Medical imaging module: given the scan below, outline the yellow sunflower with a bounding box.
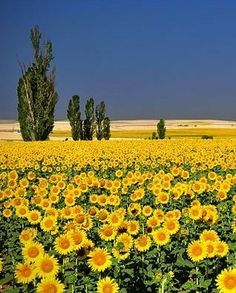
[99,224,117,241]
[19,228,37,244]
[134,235,152,252]
[88,247,112,272]
[152,228,170,246]
[205,241,217,258]
[97,277,119,293]
[187,240,207,262]
[40,216,57,233]
[27,210,42,225]
[200,230,220,242]
[163,219,180,235]
[36,254,59,279]
[54,234,75,255]
[68,230,87,250]
[22,242,44,262]
[216,268,236,293]
[15,262,37,284]
[215,241,229,258]
[36,278,65,293]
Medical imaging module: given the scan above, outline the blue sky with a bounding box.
[1,0,236,120]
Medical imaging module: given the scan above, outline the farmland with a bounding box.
[0,140,236,292]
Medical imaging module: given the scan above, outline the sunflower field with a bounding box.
[0,140,236,293]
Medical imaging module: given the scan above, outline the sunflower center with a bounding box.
[224,275,236,289]
[73,233,82,244]
[103,284,113,293]
[43,284,58,293]
[138,237,147,246]
[31,214,39,221]
[104,228,113,236]
[95,253,106,265]
[28,247,39,258]
[59,238,70,249]
[193,246,202,256]
[45,219,54,228]
[21,266,32,277]
[158,233,166,241]
[41,260,53,272]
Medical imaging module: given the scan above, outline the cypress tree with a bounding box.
[95,101,106,140]
[83,98,95,140]
[67,95,81,140]
[157,119,166,139]
[103,117,111,140]
[17,26,58,141]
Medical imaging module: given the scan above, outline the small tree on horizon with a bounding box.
[157,118,166,139]
[67,95,81,140]
[17,25,58,141]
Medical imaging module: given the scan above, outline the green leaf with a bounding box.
[0,274,13,285]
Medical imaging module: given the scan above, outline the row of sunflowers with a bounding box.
[0,140,236,292]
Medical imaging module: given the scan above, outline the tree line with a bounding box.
[17,26,166,141]
[17,26,110,141]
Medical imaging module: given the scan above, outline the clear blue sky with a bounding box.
[1,0,236,120]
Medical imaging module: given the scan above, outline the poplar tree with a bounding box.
[95,101,106,140]
[83,98,95,140]
[157,119,166,139]
[67,95,81,140]
[17,26,58,141]
[103,117,111,140]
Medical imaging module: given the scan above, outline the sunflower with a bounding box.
[216,268,236,293]
[68,230,87,249]
[200,230,220,242]
[187,240,207,262]
[108,212,123,227]
[36,278,65,293]
[15,262,37,284]
[54,234,75,255]
[99,224,117,241]
[19,228,37,244]
[134,235,152,252]
[27,210,42,224]
[97,277,119,293]
[152,228,170,246]
[127,220,140,235]
[215,241,229,257]
[36,254,59,279]
[40,216,57,233]
[22,242,44,262]
[188,206,202,220]
[205,241,216,258]
[115,233,133,251]
[163,219,180,235]
[142,205,153,217]
[15,205,28,218]
[88,247,112,272]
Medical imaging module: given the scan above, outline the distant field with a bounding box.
[50,128,236,139]
[1,120,236,140]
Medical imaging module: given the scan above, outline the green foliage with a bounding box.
[83,98,95,140]
[17,25,58,141]
[67,95,81,140]
[157,119,166,139]
[95,101,106,140]
[103,117,111,140]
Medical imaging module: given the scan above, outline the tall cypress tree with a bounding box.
[103,117,111,140]
[17,26,58,141]
[157,119,166,139]
[67,95,81,140]
[95,101,106,140]
[83,98,95,140]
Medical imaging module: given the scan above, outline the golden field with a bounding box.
[0,139,236,292]
[0,120,236,140]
